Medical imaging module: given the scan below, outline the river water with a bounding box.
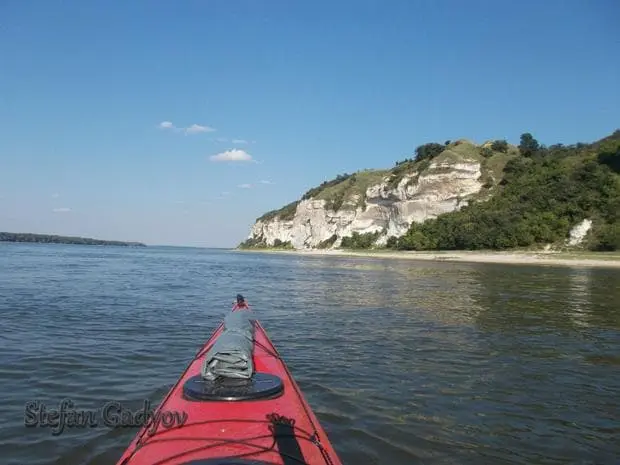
[1,243,619,465]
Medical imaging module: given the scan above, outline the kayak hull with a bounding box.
[116,306,342,465]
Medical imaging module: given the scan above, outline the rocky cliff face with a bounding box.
[244,140,511,249]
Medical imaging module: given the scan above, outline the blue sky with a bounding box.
[1,0,618,247]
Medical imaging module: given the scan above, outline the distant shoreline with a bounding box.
[0,232,146,247]
[235,248,620,269]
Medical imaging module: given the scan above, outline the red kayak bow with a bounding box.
[116,296,343,465]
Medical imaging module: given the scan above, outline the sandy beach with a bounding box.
[235,248,620,269]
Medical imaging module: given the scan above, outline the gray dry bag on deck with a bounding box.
[201,311,256,381]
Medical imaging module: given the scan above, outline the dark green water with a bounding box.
[1,243,619,465]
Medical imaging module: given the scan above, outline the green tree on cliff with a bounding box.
[414,142,446,161]
[519,132,540,157]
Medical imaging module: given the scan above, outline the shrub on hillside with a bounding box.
[340,231,381,249]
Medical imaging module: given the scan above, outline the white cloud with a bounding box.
[215,137,228,143]
[259,180,274,185]
[158,121,216,134]
[51,193,60,198]
[238,183,253,189]
[185,124,216,134]
[232,139,248,144]
[52,207,71,213]
[209,149,254,162]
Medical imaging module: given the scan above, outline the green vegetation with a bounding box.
[257,200,300,222]
[389,139,514,191]
[314,170,389,211]
[272,239,294,249]
[480,147,493,158]
[340,231,382,249]
[255,169,390,219]
[386,130,620,252]
[0,232,145,247]
[481,150,518,187]
[237,236,293,250]
[518,132,540,158]
[491,139,509,153]
[257,170,380,220]
[301,173,353,200]
[388,160,417,189]
[316,234,338,249]
[388,142,451,188]
[238,236,267,249]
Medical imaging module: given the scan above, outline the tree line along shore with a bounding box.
[0,232,146,247]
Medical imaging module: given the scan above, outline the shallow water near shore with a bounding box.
[1,243,620,465]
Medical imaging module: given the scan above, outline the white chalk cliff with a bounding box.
[245,140,501,249]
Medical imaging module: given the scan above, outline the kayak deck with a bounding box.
[116,311,342,465]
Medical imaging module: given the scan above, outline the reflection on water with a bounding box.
[566,268,593,328]
[1,244,619,465]
[297,257,486,327]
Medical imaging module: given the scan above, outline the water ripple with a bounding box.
[1,244,620,464]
